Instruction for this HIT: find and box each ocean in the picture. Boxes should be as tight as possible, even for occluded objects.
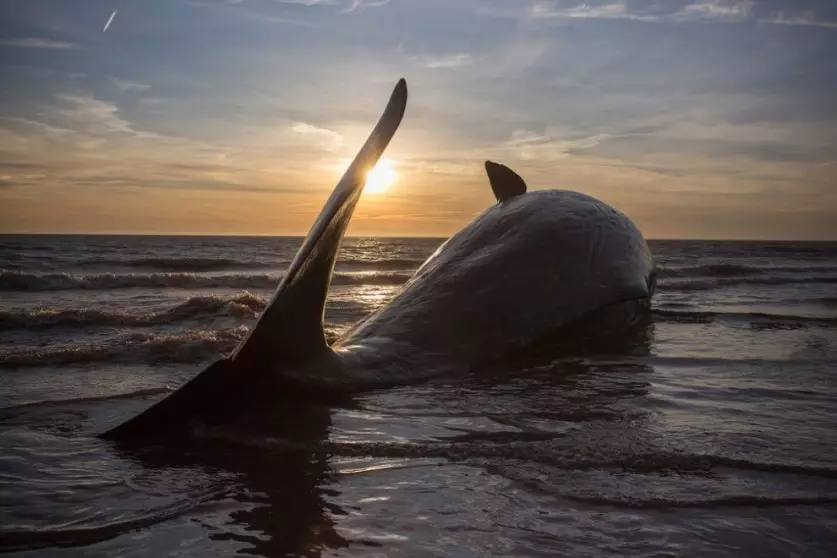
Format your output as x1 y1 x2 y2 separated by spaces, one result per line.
1 235 836 557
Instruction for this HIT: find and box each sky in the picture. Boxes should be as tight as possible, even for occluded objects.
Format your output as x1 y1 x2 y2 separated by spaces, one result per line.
1 0 836 239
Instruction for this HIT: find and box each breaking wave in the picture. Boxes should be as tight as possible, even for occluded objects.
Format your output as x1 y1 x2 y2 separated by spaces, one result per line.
0 328 248 369
0 293 265 331
0 270 413 291
0 323 348 368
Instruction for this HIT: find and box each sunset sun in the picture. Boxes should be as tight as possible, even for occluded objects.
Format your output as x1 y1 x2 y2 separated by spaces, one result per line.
363 158 396 194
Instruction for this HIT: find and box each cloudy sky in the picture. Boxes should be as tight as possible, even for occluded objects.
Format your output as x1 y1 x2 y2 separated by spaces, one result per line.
1 0 835 238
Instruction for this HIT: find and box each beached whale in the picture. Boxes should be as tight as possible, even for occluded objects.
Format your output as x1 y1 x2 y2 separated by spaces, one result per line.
102 78 655 439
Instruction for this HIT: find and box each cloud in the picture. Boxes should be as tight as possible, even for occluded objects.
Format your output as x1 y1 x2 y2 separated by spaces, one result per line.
2 0 835 238
760 11 837 29
342 0 389 14
290 122 344 151
0 37 79 49
413 53 474 69
502 128 610 161
272 0 339 5
0 88 367 234
3 65 56 78
530 0 754 23
110 78 152 92
52 94 135 136
0 98 291 194
531 1 633 21
190 0 386 21
185 0 320 26
680 0 753 19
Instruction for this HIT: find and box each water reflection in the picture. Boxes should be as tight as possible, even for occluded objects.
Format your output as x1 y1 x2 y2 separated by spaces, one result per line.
319 321 662 557
110 399 348 557
101 317 656 557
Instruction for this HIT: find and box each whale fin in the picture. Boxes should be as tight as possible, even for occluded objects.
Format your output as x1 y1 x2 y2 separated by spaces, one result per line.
231 78 408 369
99 79 408 440
485 160 527 202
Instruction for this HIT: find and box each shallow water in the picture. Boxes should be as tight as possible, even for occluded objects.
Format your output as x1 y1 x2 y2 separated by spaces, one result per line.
1 236 837 557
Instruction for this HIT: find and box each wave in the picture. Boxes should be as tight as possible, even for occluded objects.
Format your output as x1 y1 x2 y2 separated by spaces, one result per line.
0 328 247 369
337 257 425 271
63 256 423 272
0 270 414 291
82 256 279 272
760 243 837 255
659 263 761 278
564 494 837 510
0 489 233 553
658 263 837 279
0 293 265 331
0 387 174 413
189 434 837 484
0 323 347 368
657 274 837 292
4 263 833 294
652 309 837 328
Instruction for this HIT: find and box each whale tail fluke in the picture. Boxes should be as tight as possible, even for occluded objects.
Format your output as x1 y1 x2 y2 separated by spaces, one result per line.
101 79 408 440
231 78 408 370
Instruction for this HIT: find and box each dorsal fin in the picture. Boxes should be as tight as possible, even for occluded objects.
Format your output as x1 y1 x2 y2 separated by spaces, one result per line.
485 160 527 202
231 79 408 369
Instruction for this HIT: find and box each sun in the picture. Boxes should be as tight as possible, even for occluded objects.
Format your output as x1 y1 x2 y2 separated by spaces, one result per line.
363 158 397 195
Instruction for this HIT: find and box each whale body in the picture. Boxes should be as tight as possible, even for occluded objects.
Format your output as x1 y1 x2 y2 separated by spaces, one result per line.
102 79 655 439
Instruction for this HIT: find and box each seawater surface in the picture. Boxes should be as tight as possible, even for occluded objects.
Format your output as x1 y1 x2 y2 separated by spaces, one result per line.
1 235 837 557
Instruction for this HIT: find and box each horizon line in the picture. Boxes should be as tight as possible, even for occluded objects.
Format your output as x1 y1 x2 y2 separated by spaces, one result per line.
0 232 836 243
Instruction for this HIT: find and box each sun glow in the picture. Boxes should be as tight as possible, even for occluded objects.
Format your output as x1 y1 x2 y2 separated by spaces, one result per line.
363 158 397 195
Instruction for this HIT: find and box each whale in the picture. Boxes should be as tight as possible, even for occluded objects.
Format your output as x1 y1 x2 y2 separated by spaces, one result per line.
102 78 656 440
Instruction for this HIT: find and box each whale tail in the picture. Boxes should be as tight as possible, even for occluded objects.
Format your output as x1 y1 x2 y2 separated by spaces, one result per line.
231 78 408 369
101 79 408 440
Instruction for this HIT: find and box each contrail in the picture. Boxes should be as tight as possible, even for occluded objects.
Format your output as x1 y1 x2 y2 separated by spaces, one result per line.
103 10 117 33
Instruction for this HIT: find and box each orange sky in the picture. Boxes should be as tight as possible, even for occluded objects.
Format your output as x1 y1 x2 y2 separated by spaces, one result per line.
2 0 836 240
